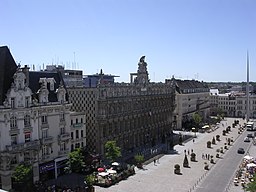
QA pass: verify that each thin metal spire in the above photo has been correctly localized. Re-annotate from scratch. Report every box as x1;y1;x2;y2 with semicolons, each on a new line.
246;51;250;122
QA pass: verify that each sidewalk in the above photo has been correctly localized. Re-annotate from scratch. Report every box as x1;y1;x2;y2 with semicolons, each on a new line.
95;118;245;192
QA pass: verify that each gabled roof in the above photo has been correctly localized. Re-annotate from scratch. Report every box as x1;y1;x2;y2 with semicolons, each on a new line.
0;46;18;105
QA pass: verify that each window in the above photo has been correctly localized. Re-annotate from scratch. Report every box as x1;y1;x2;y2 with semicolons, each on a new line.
60;127;65;134
25;97;29;108
24;151;30;161
60;142;66;151
71;144;74;151
25;133;31;143
42;129;48;139
81;130;84;138
10;116;17;128
60;113;65;122
75;143;80;149
24;115;30;127
71;132;73;139
81;118;83;123
42;115;47;124
76;118;78;124
76;130;79;139
11;135;17;145
71;120;73;125
42;145;49;156
11;98;15;108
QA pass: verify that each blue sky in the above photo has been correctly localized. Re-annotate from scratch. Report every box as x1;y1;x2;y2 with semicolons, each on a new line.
1;0;256;82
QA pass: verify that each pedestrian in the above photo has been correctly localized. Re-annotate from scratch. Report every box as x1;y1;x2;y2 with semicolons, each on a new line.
188;149;190;156
193;139;195;143
208;154;210;160
154;158;156;165
205;154;207;159
191;149;193;153
202;153;204;159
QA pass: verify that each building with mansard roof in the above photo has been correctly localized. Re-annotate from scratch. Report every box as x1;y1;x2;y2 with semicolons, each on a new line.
0;46;86;190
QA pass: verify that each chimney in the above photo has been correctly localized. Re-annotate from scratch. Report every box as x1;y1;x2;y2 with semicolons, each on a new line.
22;65;30;87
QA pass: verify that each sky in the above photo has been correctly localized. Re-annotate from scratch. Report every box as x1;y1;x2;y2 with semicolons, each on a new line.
1;0;256;83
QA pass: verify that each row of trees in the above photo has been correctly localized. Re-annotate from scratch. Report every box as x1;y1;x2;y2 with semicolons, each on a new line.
12;140;122;191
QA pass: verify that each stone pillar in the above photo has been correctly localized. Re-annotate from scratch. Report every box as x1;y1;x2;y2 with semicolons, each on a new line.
1;171;12;191
33;162;39;183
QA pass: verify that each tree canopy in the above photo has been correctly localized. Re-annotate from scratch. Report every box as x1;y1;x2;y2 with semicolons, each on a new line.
12;164;32;182
192;113;202;129
65;148;86;173
104;140;122;163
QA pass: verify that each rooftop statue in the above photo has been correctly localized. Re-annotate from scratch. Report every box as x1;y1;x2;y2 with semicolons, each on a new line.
139;56;146;63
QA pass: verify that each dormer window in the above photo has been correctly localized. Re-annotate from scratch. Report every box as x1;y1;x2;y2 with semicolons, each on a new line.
11;98;15;109
25;97;29;108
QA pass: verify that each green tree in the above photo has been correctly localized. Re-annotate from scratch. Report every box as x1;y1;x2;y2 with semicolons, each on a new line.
246;174;256;191
65;148;85;173
134;154;144;164
193;113;202;129
13;164;32;182
12;164;33;191
105;140;122;163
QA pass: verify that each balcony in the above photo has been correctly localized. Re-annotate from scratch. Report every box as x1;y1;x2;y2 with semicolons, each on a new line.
59;120;66;126
72;123;83;129
58;133;71;141
9;127;20;135
58;149;70;156
6;140;40;152
41;123;49;129
41;136;54;144
42;154;51;161
23;125;33;132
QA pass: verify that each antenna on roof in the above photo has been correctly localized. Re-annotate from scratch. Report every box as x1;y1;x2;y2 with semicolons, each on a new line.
73;52;76;69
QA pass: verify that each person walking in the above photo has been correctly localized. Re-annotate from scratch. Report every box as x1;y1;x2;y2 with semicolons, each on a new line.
154;158;156;165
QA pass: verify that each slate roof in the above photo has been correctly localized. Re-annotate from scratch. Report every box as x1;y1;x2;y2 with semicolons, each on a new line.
0;46;18;105
29;71;67;102
174;79;209;94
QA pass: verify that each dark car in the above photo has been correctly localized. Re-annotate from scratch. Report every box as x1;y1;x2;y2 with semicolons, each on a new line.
247;133;253;138
237;148;245;154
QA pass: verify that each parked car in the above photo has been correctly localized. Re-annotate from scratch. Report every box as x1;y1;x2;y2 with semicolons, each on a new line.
247;133;253;138
237;148;245;154
244;137;250;142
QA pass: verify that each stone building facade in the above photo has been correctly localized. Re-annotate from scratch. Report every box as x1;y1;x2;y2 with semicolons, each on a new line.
209;90;256;119
67;56;176;157
0;47;86;190
169;78;210;130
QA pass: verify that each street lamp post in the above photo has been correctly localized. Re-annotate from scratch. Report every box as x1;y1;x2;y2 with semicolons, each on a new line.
192;127;196;138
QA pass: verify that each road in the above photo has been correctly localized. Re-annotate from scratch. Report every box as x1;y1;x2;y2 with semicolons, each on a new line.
195;130;251;192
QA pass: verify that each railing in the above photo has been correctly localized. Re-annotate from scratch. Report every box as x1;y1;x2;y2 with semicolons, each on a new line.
72;123;83;128
6;140;40;152
9;128;20;135
42;154;51;160
58;149;70;156
59;133;71;141
41;136;54;144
